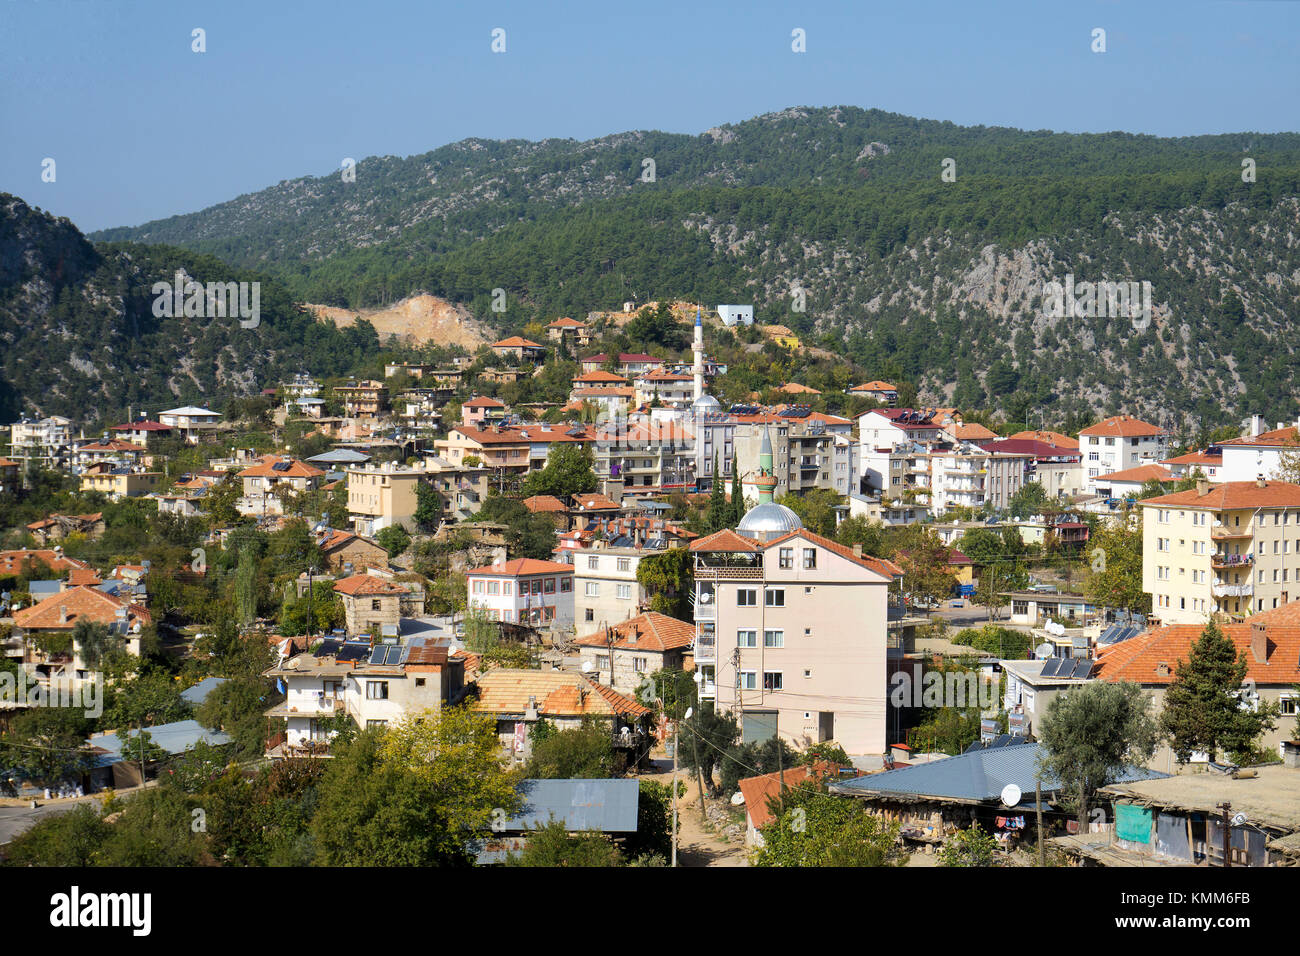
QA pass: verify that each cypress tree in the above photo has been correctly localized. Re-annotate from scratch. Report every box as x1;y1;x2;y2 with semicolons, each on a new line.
706;453;725;532
729;455;744;527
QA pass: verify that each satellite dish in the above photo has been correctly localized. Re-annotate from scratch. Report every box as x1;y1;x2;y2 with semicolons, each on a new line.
1000;784;1022;808
1231;812;1248;827
1034;643;1055;660
684;707;693;720
581;661;593;672
730;791;746;805
692;670;703;684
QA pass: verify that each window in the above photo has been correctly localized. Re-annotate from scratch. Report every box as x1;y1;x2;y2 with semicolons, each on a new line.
503;582;513;595
779;548;793;569
803;548;817;569
633;657;647;673
366;681;389;700
544;577;556;594
737;629;757;648
764;629;784;648
763;672;784;691
585;608;594;621
588;555;599;570
765;588;785;607
1280;695;1298;717
737;671;757;691
487;580;500;595
617;584;632;600
617;558;631;572
561;577;572;592
473;580;484;594
531;579;543;594
596;654;610;670
366;720;389;729
585;582;600;597
737;588;757;607
371;598;382;610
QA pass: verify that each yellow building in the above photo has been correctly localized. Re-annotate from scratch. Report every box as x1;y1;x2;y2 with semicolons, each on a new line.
761;325;801;349
345;462;429;536
79;467;160;499
1140;479;1300;624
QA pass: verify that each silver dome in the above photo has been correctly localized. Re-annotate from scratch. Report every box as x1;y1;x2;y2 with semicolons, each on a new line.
736;501;803;541
692;394;721;410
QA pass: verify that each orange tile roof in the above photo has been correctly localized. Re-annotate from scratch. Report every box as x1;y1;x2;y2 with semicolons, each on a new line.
491;336;545;349
850;381;898;392
1079;415;1166;438
1099;464;1175;483
689;528;761;553
572;370;630;385
13;586;150;630
523;495;567;513
572;387;636;398
571;493;620;511
1140;480;1300;510
762;528;904;579
466;558;573;577
78;439;146;453
1219;426;1300;448
575;612;696;652
1007;429;1080;449
737;763;851;829
0;549;91;574
67;568;102;587
238;458;325;479
1162;450;1223;466
547;317;586;328
462;396;506;408
951;423;998;441
473;669;650;719
1094;619;1300;685
637;370;693;383
332;573;408;596
776;383;821;395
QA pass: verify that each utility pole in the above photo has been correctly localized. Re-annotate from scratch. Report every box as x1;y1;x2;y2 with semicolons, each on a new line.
1035;774;1044;867
671;714;679;867
1218;802;1232;867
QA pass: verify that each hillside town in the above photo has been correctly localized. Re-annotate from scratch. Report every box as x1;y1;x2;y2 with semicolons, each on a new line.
2;302;1298;870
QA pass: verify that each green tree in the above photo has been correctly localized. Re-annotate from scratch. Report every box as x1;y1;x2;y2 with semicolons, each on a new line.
728;456;744;527
1006;481;1050;519
754;781;903;867
635;547;693;620
1083;513;1150;613
375;524;411;558
524;717;615;778
938;822;999;866
0;803;108;866
1160;619;1277;764
777;488;840;538
504;818;624;866
1039;681;1157;827
521;443;598;500
0;707;95;790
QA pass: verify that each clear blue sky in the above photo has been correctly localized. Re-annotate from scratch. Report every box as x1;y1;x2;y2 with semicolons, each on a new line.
2;0;1297;232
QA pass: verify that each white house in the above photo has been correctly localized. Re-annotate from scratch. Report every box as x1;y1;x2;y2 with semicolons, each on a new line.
466;558;575;628
158;406;222;443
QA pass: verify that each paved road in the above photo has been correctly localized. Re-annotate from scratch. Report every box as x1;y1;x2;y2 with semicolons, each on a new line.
926;601;1013;629
0;797;93;845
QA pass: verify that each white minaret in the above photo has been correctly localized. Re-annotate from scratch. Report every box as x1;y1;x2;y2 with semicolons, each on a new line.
692;306;704;402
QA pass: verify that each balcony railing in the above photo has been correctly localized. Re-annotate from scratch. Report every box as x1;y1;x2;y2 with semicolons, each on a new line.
1212;583;1253;598
1211;553;1253;569
1211;525;1252;540
694;635;716;662
694;566;764;580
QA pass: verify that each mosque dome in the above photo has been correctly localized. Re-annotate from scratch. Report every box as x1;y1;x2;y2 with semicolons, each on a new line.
737;501;803;541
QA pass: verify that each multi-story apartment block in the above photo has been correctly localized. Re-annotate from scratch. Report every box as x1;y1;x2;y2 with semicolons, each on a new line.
345;461;431;535
236;457;325;516
689;435;901;754
733;412;858;498
980;437;1083;501
1079;415;1169;496
8;415;73;469
333;381;389;418
594;421;694;491
490;336;548;363
158;406;221;443
928;448;1032;515
264;637;466;752
580;353;664;377
1140;479;1300;624
634;369;695;408
466;558;575;628
1218;419;1300;483
553;540;671;635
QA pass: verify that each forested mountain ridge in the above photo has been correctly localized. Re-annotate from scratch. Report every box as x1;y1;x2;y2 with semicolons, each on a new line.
56;107;1300;426
0;195;381;422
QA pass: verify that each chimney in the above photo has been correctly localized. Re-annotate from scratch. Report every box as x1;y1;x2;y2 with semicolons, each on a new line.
1251;415;1265;437
525;695;538;721
1156;662;1170;678
1196;478;1209;496
1257;478;1267;489
1250;622;1269;664
853;543;863;559
58;605;68;624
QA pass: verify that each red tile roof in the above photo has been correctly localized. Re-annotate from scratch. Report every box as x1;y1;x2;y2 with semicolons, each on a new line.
463;396;506;408
523;495;567;513
238;458;325;479
1161;450;1223;467
572;370;630;385
466;558;573;577
492;336;545;349
1006;429;1080;449
1079;415;1166;438
14;586;150;630
575;612;695;652
762;528;904;579
1098;464;1174;483
850;381;898;392
1140;480;1300;510
1094;618;1300;685
1219;426;1300;449
332;573;408;596
0;549;91;574
689;528;761;553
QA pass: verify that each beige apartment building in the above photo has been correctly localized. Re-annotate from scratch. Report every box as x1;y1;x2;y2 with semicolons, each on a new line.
1140;480;1300;624
553;542;656;636
690;518;901;756
345;461;429;535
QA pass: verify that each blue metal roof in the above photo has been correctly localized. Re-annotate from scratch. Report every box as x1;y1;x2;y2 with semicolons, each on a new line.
504;779;640;832
830;742;1167;805
180;677;227;706
91;719;231;760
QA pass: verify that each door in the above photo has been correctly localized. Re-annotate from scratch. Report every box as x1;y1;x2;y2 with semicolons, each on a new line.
818;711;834;743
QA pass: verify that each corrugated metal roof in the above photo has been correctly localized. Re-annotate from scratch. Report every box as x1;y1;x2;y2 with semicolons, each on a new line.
91;719;231;759
830;742;1167;804
180;676;227;705
502;778;640;832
